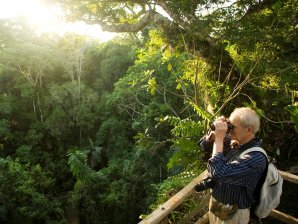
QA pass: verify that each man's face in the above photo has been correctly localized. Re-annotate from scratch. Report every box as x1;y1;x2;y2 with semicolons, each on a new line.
229;116;250;144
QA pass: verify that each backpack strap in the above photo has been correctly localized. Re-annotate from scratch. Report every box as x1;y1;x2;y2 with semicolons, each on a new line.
239;146;269;162
240;146;269;220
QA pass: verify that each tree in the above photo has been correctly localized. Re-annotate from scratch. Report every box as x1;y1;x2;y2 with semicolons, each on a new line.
0;158;64;223
47;0;297;129
48;82;98;144
0;20;63;123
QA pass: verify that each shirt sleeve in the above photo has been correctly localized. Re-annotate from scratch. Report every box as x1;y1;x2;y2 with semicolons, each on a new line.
207;151;267;184
198;134;231;152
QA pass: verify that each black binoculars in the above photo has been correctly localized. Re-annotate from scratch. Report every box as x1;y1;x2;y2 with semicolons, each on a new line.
210;122;234;132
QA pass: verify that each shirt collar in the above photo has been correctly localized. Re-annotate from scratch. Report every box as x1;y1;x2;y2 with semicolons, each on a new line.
239;137;262;152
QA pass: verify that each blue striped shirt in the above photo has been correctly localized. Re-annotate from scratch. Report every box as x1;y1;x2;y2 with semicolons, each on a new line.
207;138;267;208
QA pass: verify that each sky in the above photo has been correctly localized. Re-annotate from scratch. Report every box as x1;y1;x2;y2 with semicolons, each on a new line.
0;0;117;42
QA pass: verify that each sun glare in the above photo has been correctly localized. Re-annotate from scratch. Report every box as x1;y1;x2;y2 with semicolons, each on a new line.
0;0;116;42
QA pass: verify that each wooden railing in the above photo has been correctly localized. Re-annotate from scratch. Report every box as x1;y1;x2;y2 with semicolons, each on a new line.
139;170;298;224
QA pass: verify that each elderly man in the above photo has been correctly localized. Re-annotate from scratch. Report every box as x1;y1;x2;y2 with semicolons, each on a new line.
207;107;267;224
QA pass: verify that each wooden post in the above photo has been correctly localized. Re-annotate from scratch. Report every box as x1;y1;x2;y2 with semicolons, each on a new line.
180;193;210;223
195;212;209;224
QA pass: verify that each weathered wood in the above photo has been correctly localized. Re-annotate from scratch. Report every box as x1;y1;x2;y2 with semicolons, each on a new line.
270;209;298;224
138;170;209;224
279;170;298;184
195;212;209;224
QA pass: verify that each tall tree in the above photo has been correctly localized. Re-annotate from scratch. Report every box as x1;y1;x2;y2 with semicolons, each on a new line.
46;0;297;117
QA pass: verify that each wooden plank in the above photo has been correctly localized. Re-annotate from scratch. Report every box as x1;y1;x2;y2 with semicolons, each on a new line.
195;212;209;224
139;170;209;224
279;170;298;184
270;209;298;224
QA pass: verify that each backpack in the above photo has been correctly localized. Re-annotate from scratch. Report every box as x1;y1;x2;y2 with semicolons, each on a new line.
240;147;283;219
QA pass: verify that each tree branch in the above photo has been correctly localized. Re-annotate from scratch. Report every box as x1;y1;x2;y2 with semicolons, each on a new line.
99;10;173;32
155;0;189;30
214;62;258;116
244;0;278;18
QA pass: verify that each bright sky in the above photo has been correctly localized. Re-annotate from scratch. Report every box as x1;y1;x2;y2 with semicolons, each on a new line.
0;0;116;42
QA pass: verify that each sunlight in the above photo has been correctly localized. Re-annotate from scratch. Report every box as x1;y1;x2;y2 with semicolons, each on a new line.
0;0;116;42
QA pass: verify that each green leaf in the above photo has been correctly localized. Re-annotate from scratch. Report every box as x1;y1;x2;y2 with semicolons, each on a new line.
287;105;298;133
187;101;212;121
147;77;157;95
167;63;173;72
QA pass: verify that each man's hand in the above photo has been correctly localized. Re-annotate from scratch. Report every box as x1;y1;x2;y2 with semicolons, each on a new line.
213;117;228;140
212;116;228;156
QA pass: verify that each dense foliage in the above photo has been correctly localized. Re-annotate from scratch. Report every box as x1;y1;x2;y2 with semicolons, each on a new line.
0;0;297;223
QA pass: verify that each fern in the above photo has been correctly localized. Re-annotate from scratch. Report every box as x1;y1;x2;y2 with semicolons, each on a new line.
168;138;205;171
68;150;96;185
162;116;203;138
187;101;212;121
287;105;298;133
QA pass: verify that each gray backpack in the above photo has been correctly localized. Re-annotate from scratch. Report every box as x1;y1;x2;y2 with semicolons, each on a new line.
240;147;283;218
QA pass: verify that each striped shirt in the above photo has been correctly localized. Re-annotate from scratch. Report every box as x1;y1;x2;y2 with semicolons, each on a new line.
207;138;267;209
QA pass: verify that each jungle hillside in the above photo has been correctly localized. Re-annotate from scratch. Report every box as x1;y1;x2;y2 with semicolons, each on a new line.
0;0;297;223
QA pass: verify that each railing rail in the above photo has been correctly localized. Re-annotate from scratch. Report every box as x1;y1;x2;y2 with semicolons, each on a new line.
139;170;298;224
139;170;209;224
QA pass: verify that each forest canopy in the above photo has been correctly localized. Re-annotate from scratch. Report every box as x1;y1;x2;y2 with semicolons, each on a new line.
0;0;297;223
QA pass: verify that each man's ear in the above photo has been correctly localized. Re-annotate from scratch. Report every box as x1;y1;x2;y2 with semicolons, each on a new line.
247;126;254;133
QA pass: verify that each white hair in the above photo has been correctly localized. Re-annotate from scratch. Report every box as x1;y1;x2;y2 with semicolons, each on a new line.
229;107;260;134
